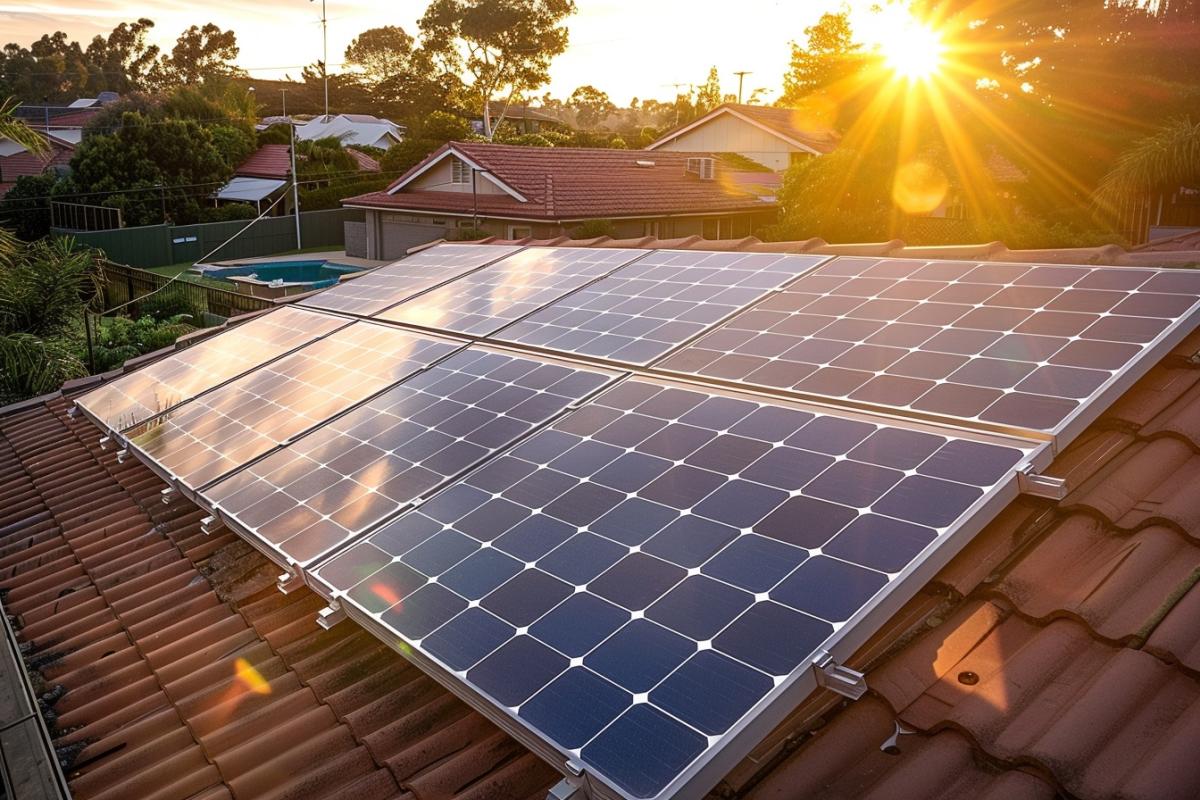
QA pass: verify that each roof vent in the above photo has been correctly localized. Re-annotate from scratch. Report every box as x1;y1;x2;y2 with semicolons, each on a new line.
686;156;716;180
635;159;656;168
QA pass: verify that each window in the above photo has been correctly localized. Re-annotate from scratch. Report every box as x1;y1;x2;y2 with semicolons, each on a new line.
508;225;533;239
451;157;471;184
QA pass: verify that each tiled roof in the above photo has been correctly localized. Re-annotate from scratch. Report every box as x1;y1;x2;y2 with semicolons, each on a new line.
347;148;381;173
4;241;1200;799
235;145;292;180
345;142;775;220
0;135;74;183
649;103;839;155
1137;228;1200;252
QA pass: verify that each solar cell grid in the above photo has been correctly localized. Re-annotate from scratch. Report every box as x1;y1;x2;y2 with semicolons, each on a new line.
496;251;829;365
376;247;644;336
315;376;1037;799
126;322;461;491
657;258;1200;437
206;347;619;569
298;243;520;316
75;306;348;431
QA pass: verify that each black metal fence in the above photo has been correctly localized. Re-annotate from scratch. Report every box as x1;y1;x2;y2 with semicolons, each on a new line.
100;261;273;320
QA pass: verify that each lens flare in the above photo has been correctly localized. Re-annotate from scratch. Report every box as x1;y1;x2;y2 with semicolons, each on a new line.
234;657;272;695
879;21;945;81
892;162;949;214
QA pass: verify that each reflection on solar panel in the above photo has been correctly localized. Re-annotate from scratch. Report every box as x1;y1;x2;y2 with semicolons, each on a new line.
207;347;619;569
126;323;461;491
75;306;348;432
376;247;644;336
298;244;521;316
497;251;829;365
314;377;1037;800
658;258;1200;438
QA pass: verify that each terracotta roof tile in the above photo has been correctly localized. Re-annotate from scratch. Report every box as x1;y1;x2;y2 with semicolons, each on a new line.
236;144;292;180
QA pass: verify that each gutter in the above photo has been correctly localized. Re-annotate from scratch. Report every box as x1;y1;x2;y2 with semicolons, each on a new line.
0;598;72;799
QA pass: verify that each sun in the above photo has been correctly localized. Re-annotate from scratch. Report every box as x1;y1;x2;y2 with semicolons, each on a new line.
874;15;947;82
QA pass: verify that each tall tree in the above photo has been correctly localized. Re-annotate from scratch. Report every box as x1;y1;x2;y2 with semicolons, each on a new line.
779;12;865;105
419;0;577;139
695;67;722;113
158;24;245;87
345;26;417;88
567;85;614;128
84;18;161;93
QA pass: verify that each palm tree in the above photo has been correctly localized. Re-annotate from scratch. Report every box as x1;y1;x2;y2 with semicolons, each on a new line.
1095;116;1200;205
0;96;49;156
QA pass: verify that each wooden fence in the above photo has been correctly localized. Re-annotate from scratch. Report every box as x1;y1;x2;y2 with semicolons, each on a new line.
100;261;273;320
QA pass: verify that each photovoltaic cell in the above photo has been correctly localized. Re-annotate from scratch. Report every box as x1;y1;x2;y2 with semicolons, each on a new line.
205;347;619;569
658;258;1200;437
75;306;348;431
314;377;1036;799
125;322;460;491
298;243;521;316
496;251;828;365
375;247;644;336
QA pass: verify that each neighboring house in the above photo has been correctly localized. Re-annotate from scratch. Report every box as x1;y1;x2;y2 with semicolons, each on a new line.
647;102;838;171
12;92;117;138
296;114;404;149
0;131;74;197
214;143;293;215
341;141;778;259
472;101;570;135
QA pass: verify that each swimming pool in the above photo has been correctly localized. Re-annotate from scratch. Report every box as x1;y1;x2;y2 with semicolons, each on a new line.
203;259;363;290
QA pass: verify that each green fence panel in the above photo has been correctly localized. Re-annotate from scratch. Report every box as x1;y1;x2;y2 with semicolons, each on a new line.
54;208;366;269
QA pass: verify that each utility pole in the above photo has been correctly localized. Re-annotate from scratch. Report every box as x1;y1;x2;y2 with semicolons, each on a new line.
281;88;288;117
733;71;752;104
290;122;302;249
311;0;329;119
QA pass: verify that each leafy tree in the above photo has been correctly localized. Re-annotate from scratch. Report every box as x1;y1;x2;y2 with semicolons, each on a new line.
769;148;891;243
0;231;104;402
345;26;417;88
158;24;245;87
2;174;58;240
780;12;864;104
695;67;722;114
83;18;162;93
567;85;615;129
419;0;577;139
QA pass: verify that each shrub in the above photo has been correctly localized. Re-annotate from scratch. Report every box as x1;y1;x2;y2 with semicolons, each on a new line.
572;219;616;238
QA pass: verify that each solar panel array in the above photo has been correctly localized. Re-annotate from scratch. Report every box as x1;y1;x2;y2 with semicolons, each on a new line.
377;247;645;336
299;243;520;316
207;348;619;569
314;377;1036;799
658;258;1200;437
76;243;1200;800
497;251;829;365
126;323;461;491
76;306;348;431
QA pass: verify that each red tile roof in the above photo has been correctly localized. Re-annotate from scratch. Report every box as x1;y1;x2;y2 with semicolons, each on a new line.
4;242;1200;800
235;144;292;180
344;142;776;220
650;103;839;156
347;148;381;173
0;133;74;184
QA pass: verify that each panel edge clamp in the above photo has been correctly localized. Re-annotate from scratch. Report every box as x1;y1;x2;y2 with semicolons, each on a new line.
316;602;347;630
276;570;304;595
1017;464;1068;500
160;486;176;505
98;435;110;450
116;448;129;464
200;515;224;536
813;650;868;699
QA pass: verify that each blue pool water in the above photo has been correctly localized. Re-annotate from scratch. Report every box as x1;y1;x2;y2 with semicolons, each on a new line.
204;260;361;289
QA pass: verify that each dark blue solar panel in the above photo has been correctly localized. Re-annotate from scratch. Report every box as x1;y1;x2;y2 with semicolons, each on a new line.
315;377;1036;799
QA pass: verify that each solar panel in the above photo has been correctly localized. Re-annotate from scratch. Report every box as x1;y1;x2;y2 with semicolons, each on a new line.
206;347;621;571
298;243;521;316
657;258;1200;441
124;322;461;493
312;376;1040;800
75;306;348;432
495;251;829;366
375;247;644;336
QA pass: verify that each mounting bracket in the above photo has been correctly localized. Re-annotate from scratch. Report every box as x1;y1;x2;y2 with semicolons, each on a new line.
200;516;224;536
116;448;129;463
67;405;77;418
276;571;304;594
546;775;587;800
1017;464;1068;500
813;650;868;699
98;435;110;450
160;486;175;505
316;603;347;630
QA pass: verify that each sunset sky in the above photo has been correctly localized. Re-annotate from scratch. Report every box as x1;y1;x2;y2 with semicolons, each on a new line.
0;0;872;103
